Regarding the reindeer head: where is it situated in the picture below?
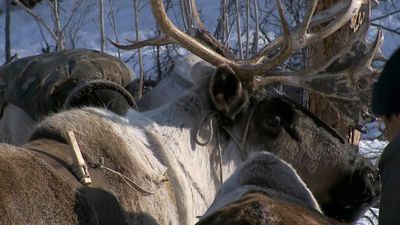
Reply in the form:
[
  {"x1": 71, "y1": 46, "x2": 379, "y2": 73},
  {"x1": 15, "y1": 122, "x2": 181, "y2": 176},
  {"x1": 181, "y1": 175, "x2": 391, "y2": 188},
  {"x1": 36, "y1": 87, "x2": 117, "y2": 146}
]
[{"x1": 113, "y1": 0, "x2": 383, "y2": 222}]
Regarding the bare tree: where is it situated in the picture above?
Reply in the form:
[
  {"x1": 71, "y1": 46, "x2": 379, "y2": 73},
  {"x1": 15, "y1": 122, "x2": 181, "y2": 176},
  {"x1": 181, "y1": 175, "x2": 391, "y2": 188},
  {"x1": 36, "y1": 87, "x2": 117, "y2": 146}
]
[
  {"x1": 5, "y1": 0, "x2": 12, "y2": 62},
  {"x1": 12, "y1": 0, "x2": 62, "y2": 50},
  {"x1": 251, "y1": 0, "x2": 259, "y2": 53},
  {"x1": 11, "y1": 0, "x2": 95, "y2": 51},
  {"x1": 133, "y1": 0, "x2": 145, "y2": 99},
  {"x1": 371, "y1": 1, "x2": 400, "y2": 37},
  {"x1": 234, "y1": 0, "x2": 243, "y2": 59},
  {"x1": 245, "y1": 0, "x2": 250, "y2": 58},
  {"x1": 107, "y1": 0, "x2": 120, "y2": 59},
  {"x1": 99, "y1": 0, "x2": 105, "y2": 52},
  {"x1": 47, "y1": 0, "x2": 64, "y2": 51},
  {"x1": 63, "y1": 0, "x2": 92, "y2": 49}
]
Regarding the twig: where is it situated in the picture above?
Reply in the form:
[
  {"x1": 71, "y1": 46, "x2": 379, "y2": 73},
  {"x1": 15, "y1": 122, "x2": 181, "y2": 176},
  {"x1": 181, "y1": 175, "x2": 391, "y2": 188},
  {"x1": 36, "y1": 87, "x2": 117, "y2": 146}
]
[
  {"x1": 372, "y1": 9, "x2": 400, "y2": 21},
  {"x1": 5, "y1": 0, "x2": 11, "y2": 62},
  {"x1": 133, "y1": 0, "x2": 144, "y2": 99},
  {"x1": 234, "y1": 0, "x2": 243, "y2": 59},
  {"x1": 108, "y1": 0, "x2": 121, "y2": 59},
  {"x1": 45, "y1": 0, "x2": 64, "y2": 51},
  {"x1": 12, "y1": 0, "x2": 58, "y2": 43},
  {"x1": 371, "y1": 22, "x2": 400, "y2": 35},
  {"x1": 99, "y1": 0, "x2": 105, "y2": 52},
  {"x1": 252, "y1": 0, "x2": 259, "y2": 53}
]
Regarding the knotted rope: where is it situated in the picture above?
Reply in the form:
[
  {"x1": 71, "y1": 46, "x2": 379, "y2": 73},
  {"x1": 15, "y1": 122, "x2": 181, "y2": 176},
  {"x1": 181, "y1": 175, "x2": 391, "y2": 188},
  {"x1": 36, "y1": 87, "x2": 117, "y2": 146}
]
[
  {"x1": 194, "y1": 101, "x2": 259, "y2": 184},
  {"x1": 67, "y1": 131, "x2": 168, "y2": 195},
  {"x1": 90, "y1": 157, "x2": 169, "y2": 195}
]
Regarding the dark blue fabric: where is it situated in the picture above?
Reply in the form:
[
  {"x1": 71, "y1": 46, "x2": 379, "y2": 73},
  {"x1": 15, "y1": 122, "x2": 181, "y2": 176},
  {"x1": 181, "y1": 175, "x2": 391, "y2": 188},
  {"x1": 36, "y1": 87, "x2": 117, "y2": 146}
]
[
  {"x1": 372, "y1": 47, "x2": 400, "y2": 116},
  {"x1": 379, "y1": 134, "x2": 400, "y2": 225}
]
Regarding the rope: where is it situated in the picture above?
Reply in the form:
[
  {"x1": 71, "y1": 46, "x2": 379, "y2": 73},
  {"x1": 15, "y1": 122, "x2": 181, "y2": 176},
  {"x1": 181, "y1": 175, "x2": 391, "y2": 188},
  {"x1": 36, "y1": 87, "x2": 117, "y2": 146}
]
[
  {"x1": 216, "y1": 129, "x2": 224, "y2": 184},
  {"x1": 194, "y1": 101, "x2": 259, "y2": 184},
  {"x1": 195, "y1": 111, "x2": 217, "y2": 146},
  {"x1": 221, "y1": 103, "x2": 258, "y2": 161},
  {"x1": 195, "y1": 111, "x2": 224, "y2": 183},
  {"x1": 91, "y1": 157, "x2": 169, "y2": 196}
]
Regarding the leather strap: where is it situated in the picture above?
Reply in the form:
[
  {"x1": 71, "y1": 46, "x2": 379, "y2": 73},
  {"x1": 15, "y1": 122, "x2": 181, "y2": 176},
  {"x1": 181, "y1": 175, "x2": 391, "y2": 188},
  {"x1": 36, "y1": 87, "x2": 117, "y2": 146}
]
[{"x1": 24, "y1": 138, "x2": 82, "y2": 188}]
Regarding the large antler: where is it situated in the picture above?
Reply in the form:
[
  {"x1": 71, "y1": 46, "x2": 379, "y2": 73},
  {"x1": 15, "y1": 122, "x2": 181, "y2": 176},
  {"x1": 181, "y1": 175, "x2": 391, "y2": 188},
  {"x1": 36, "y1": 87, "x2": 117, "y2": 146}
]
[
  {"x1": 113, "y1": 0, "x2": 384, "y2": 123},
  {"x1": 149, "y1": 0, "x2": 368, "y2": 80},
  {"x1": 148, "y1": 0, "x2": 384, "y2": 123}
]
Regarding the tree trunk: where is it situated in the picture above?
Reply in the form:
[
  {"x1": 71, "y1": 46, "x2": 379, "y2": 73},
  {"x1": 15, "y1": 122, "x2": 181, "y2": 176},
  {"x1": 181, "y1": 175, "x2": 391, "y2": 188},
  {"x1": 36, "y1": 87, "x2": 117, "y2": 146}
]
[
  {"x1": 133, "y1": 0, "x2": 144, "y2": 99},
  {"x1": 52, "y1": 0, "x2": 63, "y2": 51},
  {"x1": 307, "y1": 0, "x2": 366, "y2": 146},
  {"x1": 99, "y1": 0, "x2": 105, "y2": 52},
  {"x1": 5, "y1": 0, "x2": 12, "y2": 62}
]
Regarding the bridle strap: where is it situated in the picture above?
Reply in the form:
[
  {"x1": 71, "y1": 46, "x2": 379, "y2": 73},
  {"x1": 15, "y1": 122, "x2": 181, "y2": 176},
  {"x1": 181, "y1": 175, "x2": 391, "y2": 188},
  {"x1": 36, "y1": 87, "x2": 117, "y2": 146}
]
[
  {"x1": 221, "y1": 103, "x2": 258, "y2": 161},
  {"x1": 195, "y1": 111, "x2": 225, "y2": 183},
  {"x1": 194, "y1": 102, "x2": 258, "y2": 183}
]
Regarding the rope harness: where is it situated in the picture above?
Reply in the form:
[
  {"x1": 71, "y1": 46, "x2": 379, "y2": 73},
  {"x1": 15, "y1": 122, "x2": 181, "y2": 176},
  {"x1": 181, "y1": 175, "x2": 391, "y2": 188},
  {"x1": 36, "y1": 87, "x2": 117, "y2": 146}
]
[
  {"x1": 29, "y1": 131, "x2": 168, "y2": 196},
  {"x1": 194, "y1": 102, "x2": 259, "y2": 184},
  {"x1": 89, "y1": 157, "x2": 169, "y2": 195},
  {"x1": 195, "y1": 111, "x2": 224, "y2": 183}
]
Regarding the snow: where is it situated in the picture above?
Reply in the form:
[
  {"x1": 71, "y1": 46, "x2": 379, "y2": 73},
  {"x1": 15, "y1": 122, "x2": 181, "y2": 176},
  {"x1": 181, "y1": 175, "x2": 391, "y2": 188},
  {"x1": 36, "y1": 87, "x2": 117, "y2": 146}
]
[
  {"x1": 0, "y1": 1, "x2": 396, "y2": 224},
  {"x1": 357, "y1": 208, "x2": 379, "y2": 225},
  {"x1": 0, "y1": 0, "x2": 150, "y2": 66},
  {"x1": 0, "y1": 0, "x2": 223, "y2": 71}
]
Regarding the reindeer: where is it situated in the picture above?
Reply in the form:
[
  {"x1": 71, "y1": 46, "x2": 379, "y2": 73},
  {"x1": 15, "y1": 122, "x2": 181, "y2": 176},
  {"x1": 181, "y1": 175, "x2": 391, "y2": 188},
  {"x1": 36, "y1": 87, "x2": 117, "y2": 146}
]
[
  {"x1": 0, "y1": 0, "x2": 381, "y2": 224},
  {"x1": 116, "y1": 0, "x2": 382, "y2": 221},
  {"x1": 197, "y1": 152, "x2": 347, "y2": 225}
]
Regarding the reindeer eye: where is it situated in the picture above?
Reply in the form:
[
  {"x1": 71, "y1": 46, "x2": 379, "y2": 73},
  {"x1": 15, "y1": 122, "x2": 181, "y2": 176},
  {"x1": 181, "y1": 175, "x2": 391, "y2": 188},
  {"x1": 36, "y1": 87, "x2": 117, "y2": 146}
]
[
  {"x1": 356, "y1": 79, "x2": 368, "y2": 90},
  {"x1": 264, "y1": 115, "x2": 281, "y2": 128}
]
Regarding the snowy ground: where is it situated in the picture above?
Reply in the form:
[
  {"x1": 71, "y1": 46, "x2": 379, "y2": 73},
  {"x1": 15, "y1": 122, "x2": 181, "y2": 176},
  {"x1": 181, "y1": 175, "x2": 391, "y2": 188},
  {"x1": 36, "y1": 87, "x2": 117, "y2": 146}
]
[{"x1": 0, "y1": 1, "x2": 394, "y2": 224}]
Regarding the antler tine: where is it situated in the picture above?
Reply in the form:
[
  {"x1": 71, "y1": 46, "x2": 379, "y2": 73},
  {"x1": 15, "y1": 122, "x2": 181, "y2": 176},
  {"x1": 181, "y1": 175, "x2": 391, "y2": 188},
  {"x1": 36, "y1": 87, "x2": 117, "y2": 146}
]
[
  {"x1": 188, "y1": 0, "x2": 234, "y2": 57},
  {"x1": 256, "y1": 3, "x2": 378, "y2": 87},
  {"x1": 189, "y1": 0, "x2": 206, "y2": 31},
  {"x1": 251, "y1": 0, "x2": 338, "y2": 64},
  {"x1": 373, "y1": 48, "x2": 387, "y2": 62},
  {"x1": 247, "y1": 0, "x2": 363, "y2": 75},
  {"x1": 255, "y1": 31, "x2": 359, "y2": 87},
  {"x1": 149, "y1": 0, "x2": 363, "y2": 80},
  {"x1": 150, "y1": 0, "x2": 250, "y2": 77},
  {"x1": 363, "y1": 29, "x2": 387, "y2": 62},
  {"x1": 309, "y1": 2, "x2": 352, "y2": 28},
  {"x1": 299, "y1": 0, "x2": 319, "y2": 35},
  {"x1": 362, "y1": 28, "x2": 384, "y2": 68},
  {"x1": 236, "y1": 0, "x2": 296, "y2": 72},
  {"x1": 263, "y1": 0, "x2": 293, "y2": 69},
  {"x1": 276, "y1": 0, "x2": 291, "y2": 37},
  {"x1": 108, "y1": 36, "x2": 175, "y2": 50},
  {"x1": 305, "y1": 0, "x2": 363, "y2": 45}
]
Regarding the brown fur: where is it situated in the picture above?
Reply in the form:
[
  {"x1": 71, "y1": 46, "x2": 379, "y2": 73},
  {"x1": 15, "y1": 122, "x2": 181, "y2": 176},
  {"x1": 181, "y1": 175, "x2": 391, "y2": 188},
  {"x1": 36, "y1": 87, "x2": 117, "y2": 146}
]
[
  {"x1": 197, "y1": 192, "x2": 348, "y2": 225},
  {"x1": 0, "y1": 107, "x2": 179, "y2": 224},
  {"x1": 0, "y1": 145, "x2": 78, "y2": 225},
  {"x1": 0, "y1": 66, "x2": 379, "y2": 223},
  {"x1": 23, "y1": 108, "x2": 176, "y2": 225}
]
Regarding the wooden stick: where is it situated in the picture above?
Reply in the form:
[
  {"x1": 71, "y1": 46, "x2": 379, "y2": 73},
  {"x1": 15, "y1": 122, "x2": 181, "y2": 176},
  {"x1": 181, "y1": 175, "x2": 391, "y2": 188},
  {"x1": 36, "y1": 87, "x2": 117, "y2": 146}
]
[{"x1": 67, "y1": 131, "x2": 92, "y2": 185}]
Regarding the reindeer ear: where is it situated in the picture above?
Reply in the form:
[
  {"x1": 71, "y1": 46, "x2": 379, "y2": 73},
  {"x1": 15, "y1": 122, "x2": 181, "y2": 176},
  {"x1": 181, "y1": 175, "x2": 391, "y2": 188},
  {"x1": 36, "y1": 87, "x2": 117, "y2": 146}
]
[{"x1": 209, "y1": 64, "x2": 248, "y2": 120}]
